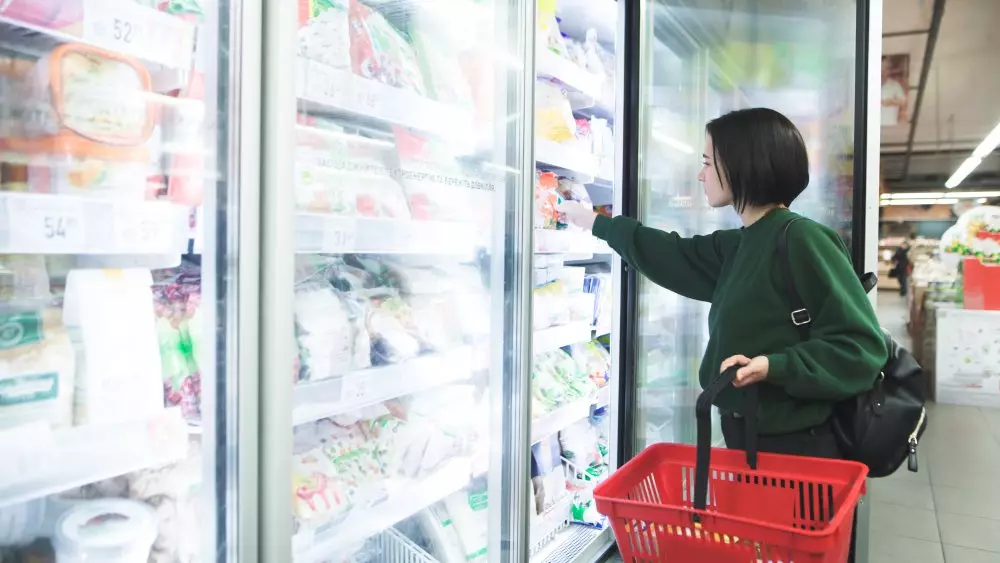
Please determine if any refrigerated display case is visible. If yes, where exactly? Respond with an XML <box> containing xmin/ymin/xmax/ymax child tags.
<box><xmin>0</xmin><ymin>1</ymin><xmax>242</xmax><ymax>561</ymax></box>
<box><xmin>273</xmin><ymin>0</ymin><xmax>536</xmax><ymax>562</ymax></box>
<box><xmin>529</xmin><ymin>0</ymin><xmax>619</xmax><ymax>560</ymax></box>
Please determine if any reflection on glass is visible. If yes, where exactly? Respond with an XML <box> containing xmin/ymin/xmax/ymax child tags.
<box><xmin>0</xmin><ymin>2</ymin><xmax>230</xmax><ymax>560</ymax></box>
<box><xmin>288</xmin><ymin>1</ymin><xmax>517</xmax><ymax>561</ymax></box>
<box><xmin>636</xmin><ymin>1</ymin><xmax>859</xmax><ymax>450</ymax></box>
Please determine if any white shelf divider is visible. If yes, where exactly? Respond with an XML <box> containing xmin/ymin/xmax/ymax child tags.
<box><xmin>536</xmin><ymin>139</ymin><xmax>599</xmax><ymax>180</ymax></box>
<box><xmin>536</xmin><ymin>50</ymin><xmax>604</xmax><ymax>101</ymax></box>
<box><xmin>533</xmin><ymin>229</ymin><xmax>597</xmax><ymax>254</ymax></box>
<box><xmin>295</xmin><ymin>57</ymin><xmax>475</xmax><ymax>143</ymax></box>
<box><xmin>296</xmin><ymin>214</ymin><xmax>487</xmax><ymax>255</ymax></box>
<box><xmin>292</xmin><ymin>346</ymin><xmax>481</xmax><ymax>426</ymax></box>
<box><xmin>533</xmin><ymin>322</ymin><xmax>593</xmax><ymax>353</ymax></box>
<box><xmin>0</xmin><ymin>408</ymin><xmax>189</xmax><ymax>509</ymax></box>
<box><xmin>531</xmin><ymin>398</ymin><xmax>595</xmax><ymax>444</ymax></box>
<box><xmin>0</xmin><ymin>192</ymin><xmax>189</xmax><ymax>256</ymax></box>
<box><xmin>293</xmin><ymin>457</ymin><xmax>474</xmax><ymax>562</ymax></box>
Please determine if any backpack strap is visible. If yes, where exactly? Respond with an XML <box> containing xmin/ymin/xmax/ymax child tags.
<box><xmin>777</xmin><ymin>218</ymin><xmax>811</xmax><ymax>342</ymax></box>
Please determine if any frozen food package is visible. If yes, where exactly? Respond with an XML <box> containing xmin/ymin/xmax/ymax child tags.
<box><xmin>559</xmin><ymin>417</ymin><xmax>602</xmax><ymax>469</ymax></box>
<box><xmin>26</xmin><ymin>158</ymin><xmax>149</xmax><ymax>199</ymax></box>
<box><xmin>367</xmin><ymin>403</ymin><xmax>429</xmax><ymax>478</ymax></box>
<box><xmin>534</xmin><ymin>171</ymin><xmax>563</xmax><ymax>230</ymax></box>
<box><xmin>531</xmin><ymin>352</ymin><xmax>567</xmax><ymax>416</ymax></box>
<box><xmin>407</xmin><ymin>294</ymin><xmax>466</xmax><ymax>352</ymax></box>
<box><xmin>293</xmin><ymin>446</ymin><xmax>351</xmax><ymax>524</ymax></box>
<box><xmin>412</xmin><ymin>30</ymin><xmax>474</xmax><ymax>107</ymax></box>
<box><xmin>393</xmin><ymin>127</ymin><xmax>492</xmax><ymax>223</ymax></box>
<box><xmin>530</xmin><ymin>435</ymin><xmax>565</xmax><ymax>514</ymax></box>
<box><xmin>297</xmin><ymin>0</ymin><xmax>352</xmax><ymax>70</ymax></box>
<box><xmin>414</xmin><ymin>504</ymin><xmax>467</xmax><ymax>562</ymax></box>
<box><xmin>570</xmin><ymin>340</ymin><xmax>611</xmax><ymax>389</ymax></box>
<box><xmin>0</xmin><ymin>255</ymin><xmax>52</xmax><ymax>305</ymax></box>
<box><xmin>294</xmin><ymin>281</ymin><xmax>371</xmax><ymax>381</ymax></box>
<box><xmin>295</xmin><ymin>158</ymin><xmax>357</xmax><ymax>215</ymax></box>
<box><xmin>349</xmin><ymin>0</ymin><xmax>427</xmax><ymax>95</ymax></box>
<box><xmin>0</xmin><ymin>308</ymin><xmax>75</xmax><ymax>430</ymax></box>
<box><xmin>443</xmin><ymin>484</ymin><xmax>489</xmax><ymax>562</ymax></box>
<box><xmin>547</xmin><ymin>348</ymin><xmax>590</xmax><ymax>400</ymax></box>
<box><xmin>535</xmin><ymin>79</ymin><xmax>576</xmax><ymax>143</ymax></box>
<box><xmin>6</xmin><ymin>44</ymin><xmax>153</xmax><ymax>158</ymax></box>
<box><xmin>568</xmin><ymin>292</ymin><xmax>597</xmax><ymax>324</ymax></box>
<box><xmin>366</xmin><ymin>290</ymin><xmax>422</xmax><ymax>365</ymax></box>
<box><xmin>532</xmin><ymin>280</ymin><xmax>570</xmax><ymax>329</ymax></box>
<box><xmin>310</xmin><ymin>418</ymin><xmax>388</xmax><ymax>520</ymax></box>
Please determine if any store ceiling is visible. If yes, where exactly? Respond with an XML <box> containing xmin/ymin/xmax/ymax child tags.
<box><xmin>880</xmin><ymin>0</ymin><xmax>1000</xmax><ymax>193</ymax></box>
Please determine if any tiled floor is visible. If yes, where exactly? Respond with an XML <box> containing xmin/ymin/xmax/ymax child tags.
<box><xmin>869</xmin><ymin>292</ymin><xmax>1000</xmax><ymax>563</ymax></box>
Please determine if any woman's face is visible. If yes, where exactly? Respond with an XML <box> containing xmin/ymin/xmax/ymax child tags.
<box><xmin>698</xmin><ymin>135</ymin><xmax>733</xmax><ymax>208</ymax></box>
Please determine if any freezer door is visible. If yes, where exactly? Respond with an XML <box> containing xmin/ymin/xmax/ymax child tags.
<box><xmin>259</xmin><ymin>0</ymin><xmax>535</xmax><ymax>561</ymax></box>
<box><xmin>0</xmin><ymin>1</ymin><xmax>246</xmax><ymax>561</ymax></box>
<box><xmin>632</xmin><ymin>1</ymin><xmax>863</xmax><ymax>450</ymax></box>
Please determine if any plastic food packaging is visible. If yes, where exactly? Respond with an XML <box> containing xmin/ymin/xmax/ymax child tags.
<box><xmin>4</xmin><ymin>44</ymin><xmax>153</xmax><ymax>160</ymax></box>
<box><xmin>531</xmin><ymin>351</ymin><xmax>567</xmax><ymax>415</ymax></box>
<box><xmin>0</xmin><ymin>308</ymin><xmax>75</xmax><ymax>430</ymax></box>
<box><xmin>547</xmin><ymin>348</ymin><xmax>591</xmax><ymax>400</ymax></box>
<box><xmin>534</xmin><ymin>171</ymin><xmax>563</xmax><ymax>230</ymax></box>
<box><xmin>53</xmin><ymin>499</ymin><xmax>158</xmax><ymax>563</ymax></box>
<box><xmin>530</xmin><ymin>435</ymin><xmax>566</xmax><ymax>514</ymax></box>
<box><xmin>297</xmin><ymin>0</ymin><xmax>352</xmax><ymax>70</ymax></box>
<box><xmin>414</xmin><ymin>503</ymin><xmax>467</xmax><ymax>562</ymax></box>
<box><xmin>570</xmin><ymin>340</ymin><xmax>611</xmax><ymax>389</ymax></box>
<box><xmin>366</xmin><ymin>290</ymin><xmax>422</xmax><ymax>364</ymax></box>
<box><xmin>349</xmin><ymin>0</ymin><xmax>427</xmax><ymax>95</ymax></box>
<box><xmin>443</xmin><ymin>485</ymin><xmax>489</xmax><ymax>562</ymax></box>
<box><xmin>392</xmin><ymin>127</ymin><xmax>491</xmax><ymax>223</ymax></box>
<box><xmin>412</xmin><ymin>31</ymin><xmax>474</xmax><ymax>106</ymax></box>
<box><xmin>532</xmin><ymin>280</ymin><xmax>570</xmax><ymax>330</ymax></box>
<box><xmin>294</xmin><ymin>280</ymin><xmax>370</xmax><ymax>381</ymax></box>
<box><xmin>535</xmin><ymin>79</ymin><xmax>576</xmax><ymax>143</ymax></box>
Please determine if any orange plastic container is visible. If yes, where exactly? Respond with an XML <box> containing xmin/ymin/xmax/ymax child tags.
<box><xmin>594</xmin><ymin>443</ymin><xmax>867</xmax><ymax>563</ymax></box>
<box><xmin>963</xmin><ymin>257</ymin><xmax>1000</xmax><ymax>310</ymax></box>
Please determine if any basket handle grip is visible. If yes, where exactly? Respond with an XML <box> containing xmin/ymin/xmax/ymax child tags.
<box><xmin>693</xmin><ymin>366</ymin><xmax>759</xmax><ymax>516</ymax></box>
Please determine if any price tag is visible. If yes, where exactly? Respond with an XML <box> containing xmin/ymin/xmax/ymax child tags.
<box><xmin>82</xmin><ymin>0</ymin><xmax>195</xmax><ymax>69</ymax></box>
<box><xmin>301</xmin><ymin>60</ymin><xmax>380</xmax><ymax>116</ymax></box>
<box><xmin>114</xmin><ymin>202</ymin><xmax>173</xmax><ymax>252</ymax></box>
<box><xmin>339</xmin><ymin>374</ymin><xmax>370</xmax><ymax>405</ymax></box>
<box><xmin>323</xmin><ymin>218</ymin><xmax>358</xmax><ymax>253</ymax></box>
<box><xmin>7</xmin><ymin>195</ymin><xmax>86</xmax><ymax>253</ymax></box>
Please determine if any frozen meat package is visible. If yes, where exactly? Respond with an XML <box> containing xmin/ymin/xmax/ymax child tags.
<box><xmin>294</xmin><ymin>278</ymin><xmax>371</xmax><ymax>382</ymax></box>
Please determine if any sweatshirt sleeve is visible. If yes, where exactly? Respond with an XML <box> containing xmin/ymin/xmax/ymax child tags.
<box><xmin>591</xmin><ymin>214</ymin><xmax>741</xmax><ymax>302</ymax></box>
<box><xmin>765</xmin><ymin>222</ymin><xmax>888</xmax><ymax>400</ymax></box>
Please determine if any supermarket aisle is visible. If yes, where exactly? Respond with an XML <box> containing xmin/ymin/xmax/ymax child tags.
<box><xmin>870</xmin><ymin>293</ymin><xmax>1000</xmax><ymax>563</ymax></box>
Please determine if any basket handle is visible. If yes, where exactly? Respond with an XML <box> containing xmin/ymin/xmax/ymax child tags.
<box><xmin>693</xmin><ymin>366</ymin><xmax>760</xmax><ymax>517</ymax></box>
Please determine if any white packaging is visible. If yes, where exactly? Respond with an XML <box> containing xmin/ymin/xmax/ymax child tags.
<box><xmin>0</xmin><ymin>308</ymin><xmax>75</xmax><ymax>430</ymax></box>
<box><xmin>62</xmin><ymin>269</ymin><xmax>163</xmax><ymax>425</ymax></box>
<box><xmin>53</xmin><ymin>499</ymin><xmax>157</xmax><ymax>563</ymax></box>
<box><xmin>443</xmin><ymin>486</ymin><xmax>489</xmax><ymax>562</ymax></box>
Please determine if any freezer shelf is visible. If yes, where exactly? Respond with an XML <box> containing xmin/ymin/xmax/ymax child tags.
<box><xmin>534</xmin><ymin>229</ymin><xmax>599</xmax><ymax>254</ymax></box>
<box><xmin>0</xmin><ymin>0</ymin><xmax>195</xmax><ymax>70</ymax></box>
<box><xmin>536</xmin><ymin>50</ymin><xmax>604</xmax><ymax>101</ymax></box>
<box><xmin>0</xmin><ymin>408</ymin><xmax>189</xmax><ymax>509</ymax></box>
<box><xmin>531</xmin><ymin>397</ymin><xmax>599</xmax><ymax>444</ymax></box>
<box><xmin>292</xmin><ymin>345</ymin><xmax>485</xmax><ymax>426</ymax></box>
<box><xmin>0</xmin><ymin>192</ymin><xmax>190</xmax><ymax>255</ymax></box>
<box><xmin>534</xmin><ymin>322</ymin><xmax>594</xmax><ymax>353</ymax></box>
<box><xmin>536</xmin><ymin>139</ymin><xmax>600</xmax><ymax>180</ymax></box>
<box><xmin>292</xmin><ymin>457</ymin><xmax>475</xmax><ymax>563</ymax></box>
<box><xmin>296</xmin><ymin>214</ymin><xmax>487</xmax><ymax>255</ymax></box>
<box><xmin>296</xmin><ymin>58</ymin><xmax>475</xmax><ymax>143</ymax></box>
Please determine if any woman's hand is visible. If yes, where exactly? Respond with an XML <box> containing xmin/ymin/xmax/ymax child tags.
<box><xmin>557</xmin><ymin>200</ymin><xmax>598</xmax><ymax>231</ymax></box>
<box><xmin>721</xmin><ymin>355</ymin><xmax>769</xmax><ymax>388</ymax></box>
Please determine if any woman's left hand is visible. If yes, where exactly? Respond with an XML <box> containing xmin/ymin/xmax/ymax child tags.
<box><xmin>721</xmin><ymin>355</ymin><xmax>769</xmax><ymax>387</ymax></box>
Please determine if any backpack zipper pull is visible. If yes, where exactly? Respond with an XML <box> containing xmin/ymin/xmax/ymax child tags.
<box><xmin>907</xmin><ymin>438</ymin><xmax>918</xmax><ymax>472</ymax></box>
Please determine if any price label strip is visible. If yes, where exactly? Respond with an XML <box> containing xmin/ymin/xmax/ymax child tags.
<box><xmin>113</xmin><ymin>201</ymin><xmax>175</xmax><ymax>253</ymax></box>
<box><xmin>7</xmin><ymin>195</ymin><xmax>87</xmax><ymax>253</ymax></box>
<box><xmin>82</xmin><ymin>0</ymin><xmax>196</xmax><ymax>69</ymax></box>
<box><xmin>323</xmin><ymin>217</ymin><xmax>358</xmax><ymax>253</ymax></box>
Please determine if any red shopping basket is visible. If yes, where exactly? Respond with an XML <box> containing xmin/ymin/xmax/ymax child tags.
<box><xmin>595</xmin><ymin>368</ymin><xmax>868</xmax><ymax>562</ymax></box>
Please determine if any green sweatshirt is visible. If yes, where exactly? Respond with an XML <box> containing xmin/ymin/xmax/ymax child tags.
<box><xmin>592</xmin><ymin>207</ymin><xmax>887</xmax><ymax>435</ymax></box>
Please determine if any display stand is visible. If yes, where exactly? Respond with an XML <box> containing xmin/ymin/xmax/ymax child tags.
<box><xmin>935</xmin><ymin>307</ymin><xmax>1000</xmax><ymax>407</ymax></box>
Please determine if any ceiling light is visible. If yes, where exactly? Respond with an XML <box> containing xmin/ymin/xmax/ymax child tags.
<box><xmin>945</xmin><ymin>157</ymin><xmax>983</xmax><ymax>189</ymax></box>
<box><xmin>880</xmin><ymin>198</ymin><xmax>958</xmax><ymax>206</ymax></box>
<box><xmin>977</xmin><ymin>198</ymin><xmax>988</xmax><ymax>204</ymax></box>
<box><xmin>882</xmin><ymin>190</ymin><xmax>1000</xmax><ymax>200</ymax></box>
<box><xmin>972</xmin><ymin>121</ymin><xmax>1000</xmax><ymax>159</ymax></box>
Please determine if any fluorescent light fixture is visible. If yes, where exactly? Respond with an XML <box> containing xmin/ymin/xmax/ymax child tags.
<box><xmin>973</xmin><ymin>121</ymin><xmax>1000</xmax><ymax>159</ymax></box>
<box><xmin>945</xmin><ymin>120</ymin><xmax>1000</xmax><ymax>188</ymax></box>
<box><xmin>882</xmin><ymin>190</ymin><xmax>1000</xmax><ymax>200</ymax></box>
<box><xmin>945</xmin><ymin>157</ymin><xmax>983</xmax><ymax>188</ymax></box>
<box><xmin>978</xmin><ymin>198</ymin><xmax>988</xmax><ymax>204</ymax></box>
<box><xmin>880</xmin><ymin>198</ymin><xmax>958</xmax><ymax>206</ymax></box>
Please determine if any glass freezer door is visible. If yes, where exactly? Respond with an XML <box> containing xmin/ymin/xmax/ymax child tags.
<box><xmin>632</xmin><ymin>1</ymin><xmax>862</xmax><ymax>450</ymax></box>
<box><xmin>0</xmin><ymin>1</ymin><xmax>242</xmax><ymax>561</ymax></box>
<box><xmin>282</xmin><ymin>0</ymin><xmax>530</xmax><ymax>561</ymax></box>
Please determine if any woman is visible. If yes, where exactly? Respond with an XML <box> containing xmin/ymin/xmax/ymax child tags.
<box><xmin>559</xmin><ymin>108</ymin><xmax>887</xmax><ymax>459</ymax></box>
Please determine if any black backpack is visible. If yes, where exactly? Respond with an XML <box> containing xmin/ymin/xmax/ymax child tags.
<box><xmin>776</xmin><ymin>218</ymin><xmax>928</xmax><ymax>478</ymax></box>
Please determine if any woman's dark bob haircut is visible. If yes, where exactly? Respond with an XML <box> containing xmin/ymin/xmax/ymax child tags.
<box><xmin>706</xmin><ymin>108</ymin><xmax>810</xmax><ymax>213</ymax></box>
